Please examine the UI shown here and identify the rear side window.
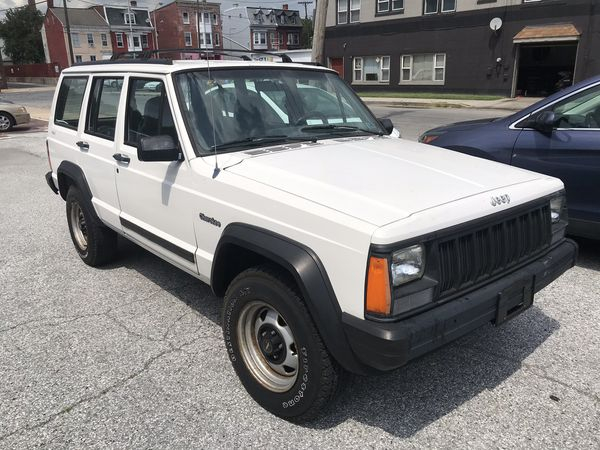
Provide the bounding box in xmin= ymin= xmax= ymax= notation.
xmin=125 ymin=78 xmax=178 ymax=146
xmin=86 ymin=77 xmax=124 ymax=141
xmin=54 ymin=77 xmax=88 ymax=130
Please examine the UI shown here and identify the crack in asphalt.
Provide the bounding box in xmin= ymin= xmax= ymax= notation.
xmin=0 ymin=335 xmax=209 ymax=443
xmin=467 ymin=344 xmax=600 ymax=405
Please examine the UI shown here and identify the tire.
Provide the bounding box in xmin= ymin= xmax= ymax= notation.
xmin=0 ymin=112 xmax=14 ymax=132
xmin=66 ymin=186 xmax=118 ymax=266
xmin=223 ymin=265 xmax=343 ymax=422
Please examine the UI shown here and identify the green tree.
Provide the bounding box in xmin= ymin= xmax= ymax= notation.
xmin=301 ymin=18 xmax=313 ymax=49
xmin=0 ymin=7 xmax=45 ymax=64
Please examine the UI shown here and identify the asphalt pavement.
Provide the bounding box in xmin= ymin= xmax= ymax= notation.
xmin=0 ymin=110 xmax=599 ymax=448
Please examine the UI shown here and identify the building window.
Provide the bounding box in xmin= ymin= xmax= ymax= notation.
xmin=71 ymin=33 xmax=80 ymax=48
xmin=101 ymin=33 xmax=108 ymax=47
xmin=75 ymin=55 xmax=83 ymax=63
xmin=90 ymin=55 xmax=96 ymax=61
xmin=204 ymin=12 xmax=210 ymax=22
xmin=87 ymin=33 xmax=94 ymax=46
xmin=424 ymin=0 xmax=455 ymax=14
xmin=401 ymin=53 xmax=446 ymax=84
xmin=287 ymin=33 xmax=299 ymax=46
xmin=378 ymin=0 xmax=403 ymax=13
xmin=350 ymin=0 xmax=360 ymax=22
xmin=253 ymin=31 xmax=267 ymax=46
xmin=124 ymin=12 xmax=136 ymax=24
xmin=214 ymin=33 xmax=220 ymax=46
xmin=352 ymin=56 xmax=390 ymax=83
xmin=337 ymin=0 xmax=348 ymax=23
xmin=141 ymin=34 xmax=148 ymax=48
xmin=184 ymin=32 xmax=192 ymax=46
xmin=205 ymin=33 xmax=212 ymax=46
xmin=182 ymin=11 xmax=189 ymax=23
xmin=212 ymin=14 xmax=218 ymax=25
xmin=116 ymin=33 xmax=124 ymax=48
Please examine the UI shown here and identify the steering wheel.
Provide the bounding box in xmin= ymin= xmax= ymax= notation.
xmin=294 ymin=112 xmax=329 ymax=126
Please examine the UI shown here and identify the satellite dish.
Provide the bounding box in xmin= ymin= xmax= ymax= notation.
xmin=490 ymin=17 xmax=503 ymax=32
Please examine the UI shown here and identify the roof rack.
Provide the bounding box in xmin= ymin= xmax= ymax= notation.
xmin=110 ymin=48 xmax=295 ymax=63
xmin=73 ymin=58 xmax=173 ymax=67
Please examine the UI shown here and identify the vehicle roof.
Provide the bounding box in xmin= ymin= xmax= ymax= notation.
xmin=62 ymin=60 xmax=335 ymax=75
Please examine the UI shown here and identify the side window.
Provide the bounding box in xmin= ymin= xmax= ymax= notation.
xmin=54 ymin=77 xmax=88 ymax=130
xmin=86 ymin=77 xmax=123 ymax=140
xmin=551 ymin=83 xmax=600 ymax=129
xmin=125 ymin=78 xmax=178 ymax=146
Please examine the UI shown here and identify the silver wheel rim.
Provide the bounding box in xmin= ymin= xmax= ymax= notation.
xmin=237 ymin=301 xmax=299 ymax=392
xmin=0 ymin=115 xmax=10 ymax=131
xmin=70 ymin=202 xmax=88 ymax=251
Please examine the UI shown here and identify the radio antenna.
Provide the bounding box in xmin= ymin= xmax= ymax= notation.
xmin=206 ymin=53 xmax=220 ymax=178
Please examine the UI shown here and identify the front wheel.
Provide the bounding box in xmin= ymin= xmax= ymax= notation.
xmin=223 ymin=266 xmax=342 ymax=422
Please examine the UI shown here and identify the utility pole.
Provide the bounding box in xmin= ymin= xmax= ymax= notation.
xmin=62 ymin=0 xmax=75 ymax=65
xmin=311 ymin=0 xmax=327 ymax=64
xmin=298 ymin=1 xmax=313 ymax=20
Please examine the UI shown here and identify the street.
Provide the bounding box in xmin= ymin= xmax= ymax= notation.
xmin=0 ymin=101 xmax=599 ymax=448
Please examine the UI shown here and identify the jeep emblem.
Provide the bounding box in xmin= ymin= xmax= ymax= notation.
xmin=491 ymin=194 xmax=510 ymax=207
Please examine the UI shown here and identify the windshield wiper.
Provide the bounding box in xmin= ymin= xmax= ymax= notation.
xmin=300 ymin=124 xmax=383 ymax=136
xmin=216 ymin=135 xmax=316 ymax=151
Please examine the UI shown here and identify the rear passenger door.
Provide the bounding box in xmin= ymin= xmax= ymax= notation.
xmin=114 ymin=77 xmax=199 ymax=274
xmin=80 ymin=76 xmax=124 ymax=229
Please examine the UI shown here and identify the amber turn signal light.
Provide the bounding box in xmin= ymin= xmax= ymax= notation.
xmin=366 ymin=256 xmax=392 ymax=315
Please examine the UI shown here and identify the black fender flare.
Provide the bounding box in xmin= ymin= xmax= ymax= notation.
xmin=56 ymin=161 xmax=101 ymax=221
xmin=212 ymin=223 xmax=369 ymax=374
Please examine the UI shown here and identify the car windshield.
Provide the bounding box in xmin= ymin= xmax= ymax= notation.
xmin=174 ymin=67 xmax=383 ymax=154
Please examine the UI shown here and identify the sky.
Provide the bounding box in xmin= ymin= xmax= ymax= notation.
xmin=0 ymin=0 xmax=315 ymax=19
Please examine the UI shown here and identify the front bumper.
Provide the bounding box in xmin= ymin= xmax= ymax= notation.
xmin=343 ymin=239 xmax=577 ymax=372
xmin=14 ymin=113 xmax=30 ymax=125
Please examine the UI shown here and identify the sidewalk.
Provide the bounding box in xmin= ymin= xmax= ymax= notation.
xmin=361 ymin=96 xmax=543 ymax=112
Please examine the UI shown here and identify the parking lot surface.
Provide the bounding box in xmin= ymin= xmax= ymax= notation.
xmin=1 ymin=117 xmax=599 ymax=448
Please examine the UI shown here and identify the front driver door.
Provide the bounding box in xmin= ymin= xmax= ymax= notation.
xmin=512 ymin=82 xmax=600 ymax=235
xmin=114 ymin=77 xmax=199 ymax=274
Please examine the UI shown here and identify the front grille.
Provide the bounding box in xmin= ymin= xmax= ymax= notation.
xmin=437 ymin=204 xmax=551 ymax=296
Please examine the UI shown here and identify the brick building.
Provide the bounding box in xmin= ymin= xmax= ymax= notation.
xmin=222 ymin=5 xmax=302 ymax=52
xmin=41 ymin=3 xmax=112 ymax=67
xmin=93 ymin=2 xmax=155 ymax=56
xmin=152 ymin=0 xmax=223 ymax=59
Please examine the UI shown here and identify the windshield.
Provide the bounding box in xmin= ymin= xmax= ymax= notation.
xmin=174 ymin=68 xmax=383 ymax=155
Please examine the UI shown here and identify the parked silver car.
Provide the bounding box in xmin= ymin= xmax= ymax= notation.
xmin=0 ymin=100 xmax=31 ymax=131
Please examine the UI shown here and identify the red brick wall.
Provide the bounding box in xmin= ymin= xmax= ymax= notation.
xmin=110 ymin=31 xmax=155 ymax=55
xmin=2 ymin=63 xmax=62 ymax=78
xmin=43 ymin=9 xmax=70 ymax=68
xmin=154 ymin=2 xmax=222 ymax=56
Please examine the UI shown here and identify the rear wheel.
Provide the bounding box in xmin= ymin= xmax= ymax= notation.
xmin=66 ymin=186 xmax=118 ymax=266
xmin=223 ymin=265 xmax=343 ymax=422
xmin=0 ymin=112 xmax=14 ymax=132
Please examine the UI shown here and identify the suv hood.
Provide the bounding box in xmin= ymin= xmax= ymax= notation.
xmin=225 ymin=137 xmax=545 ymax=226
xmin=427 ymin=117 xmax=501 ymax=134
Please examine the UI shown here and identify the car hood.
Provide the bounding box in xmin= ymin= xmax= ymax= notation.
xmin=427 ymin=117 xmax=501 ymax=134
xmin=225 ymin=136 xmax=545 ymax=227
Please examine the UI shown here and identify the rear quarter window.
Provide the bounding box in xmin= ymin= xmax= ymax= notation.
xmin=54 ymin=77 xmax=88 ymax=130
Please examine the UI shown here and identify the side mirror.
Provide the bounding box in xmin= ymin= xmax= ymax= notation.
xmin=378 ymin=117 xmax=394 ymax=135
xmin=533 ymin=111 xmax=556 ymax=134
xmin=138 ymin=135 xmax=182 ymax=162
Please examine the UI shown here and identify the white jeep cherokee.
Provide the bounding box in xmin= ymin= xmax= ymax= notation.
xmin=45 ymin=59 xmax=576 ymax=422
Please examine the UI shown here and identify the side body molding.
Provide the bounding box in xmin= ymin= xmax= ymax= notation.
xmin=211 ymin=223 xmax=368 ymax=374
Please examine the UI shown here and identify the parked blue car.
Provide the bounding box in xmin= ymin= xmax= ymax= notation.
xmin=419 ymin=75 xmax=600 ymax=240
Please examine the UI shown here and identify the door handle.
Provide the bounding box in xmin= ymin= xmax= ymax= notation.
xmin=113 ymin=153 xmax=131 ymax=164
xmin=76 ymin=141 xmax=89 ymax=150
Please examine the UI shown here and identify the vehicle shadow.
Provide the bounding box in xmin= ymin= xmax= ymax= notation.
xmin=572 ymin=237 xmax=600 ymax=271
xmin=108 ymin=237 xmax=559 ymax=438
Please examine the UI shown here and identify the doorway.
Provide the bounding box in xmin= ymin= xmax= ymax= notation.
xmin=515 ymin=43 xmax=577 ymax=97
xmin=329 ymin=58 xmax=344 ymax=78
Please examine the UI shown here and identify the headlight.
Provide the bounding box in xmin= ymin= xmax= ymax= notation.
xmin=418 ymin=131 xmax=444 ymax=144
xmin=550 ymin=195 xmax=565 ymax=224
xmin=391 ymin=244 xmax=425 ymax=286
